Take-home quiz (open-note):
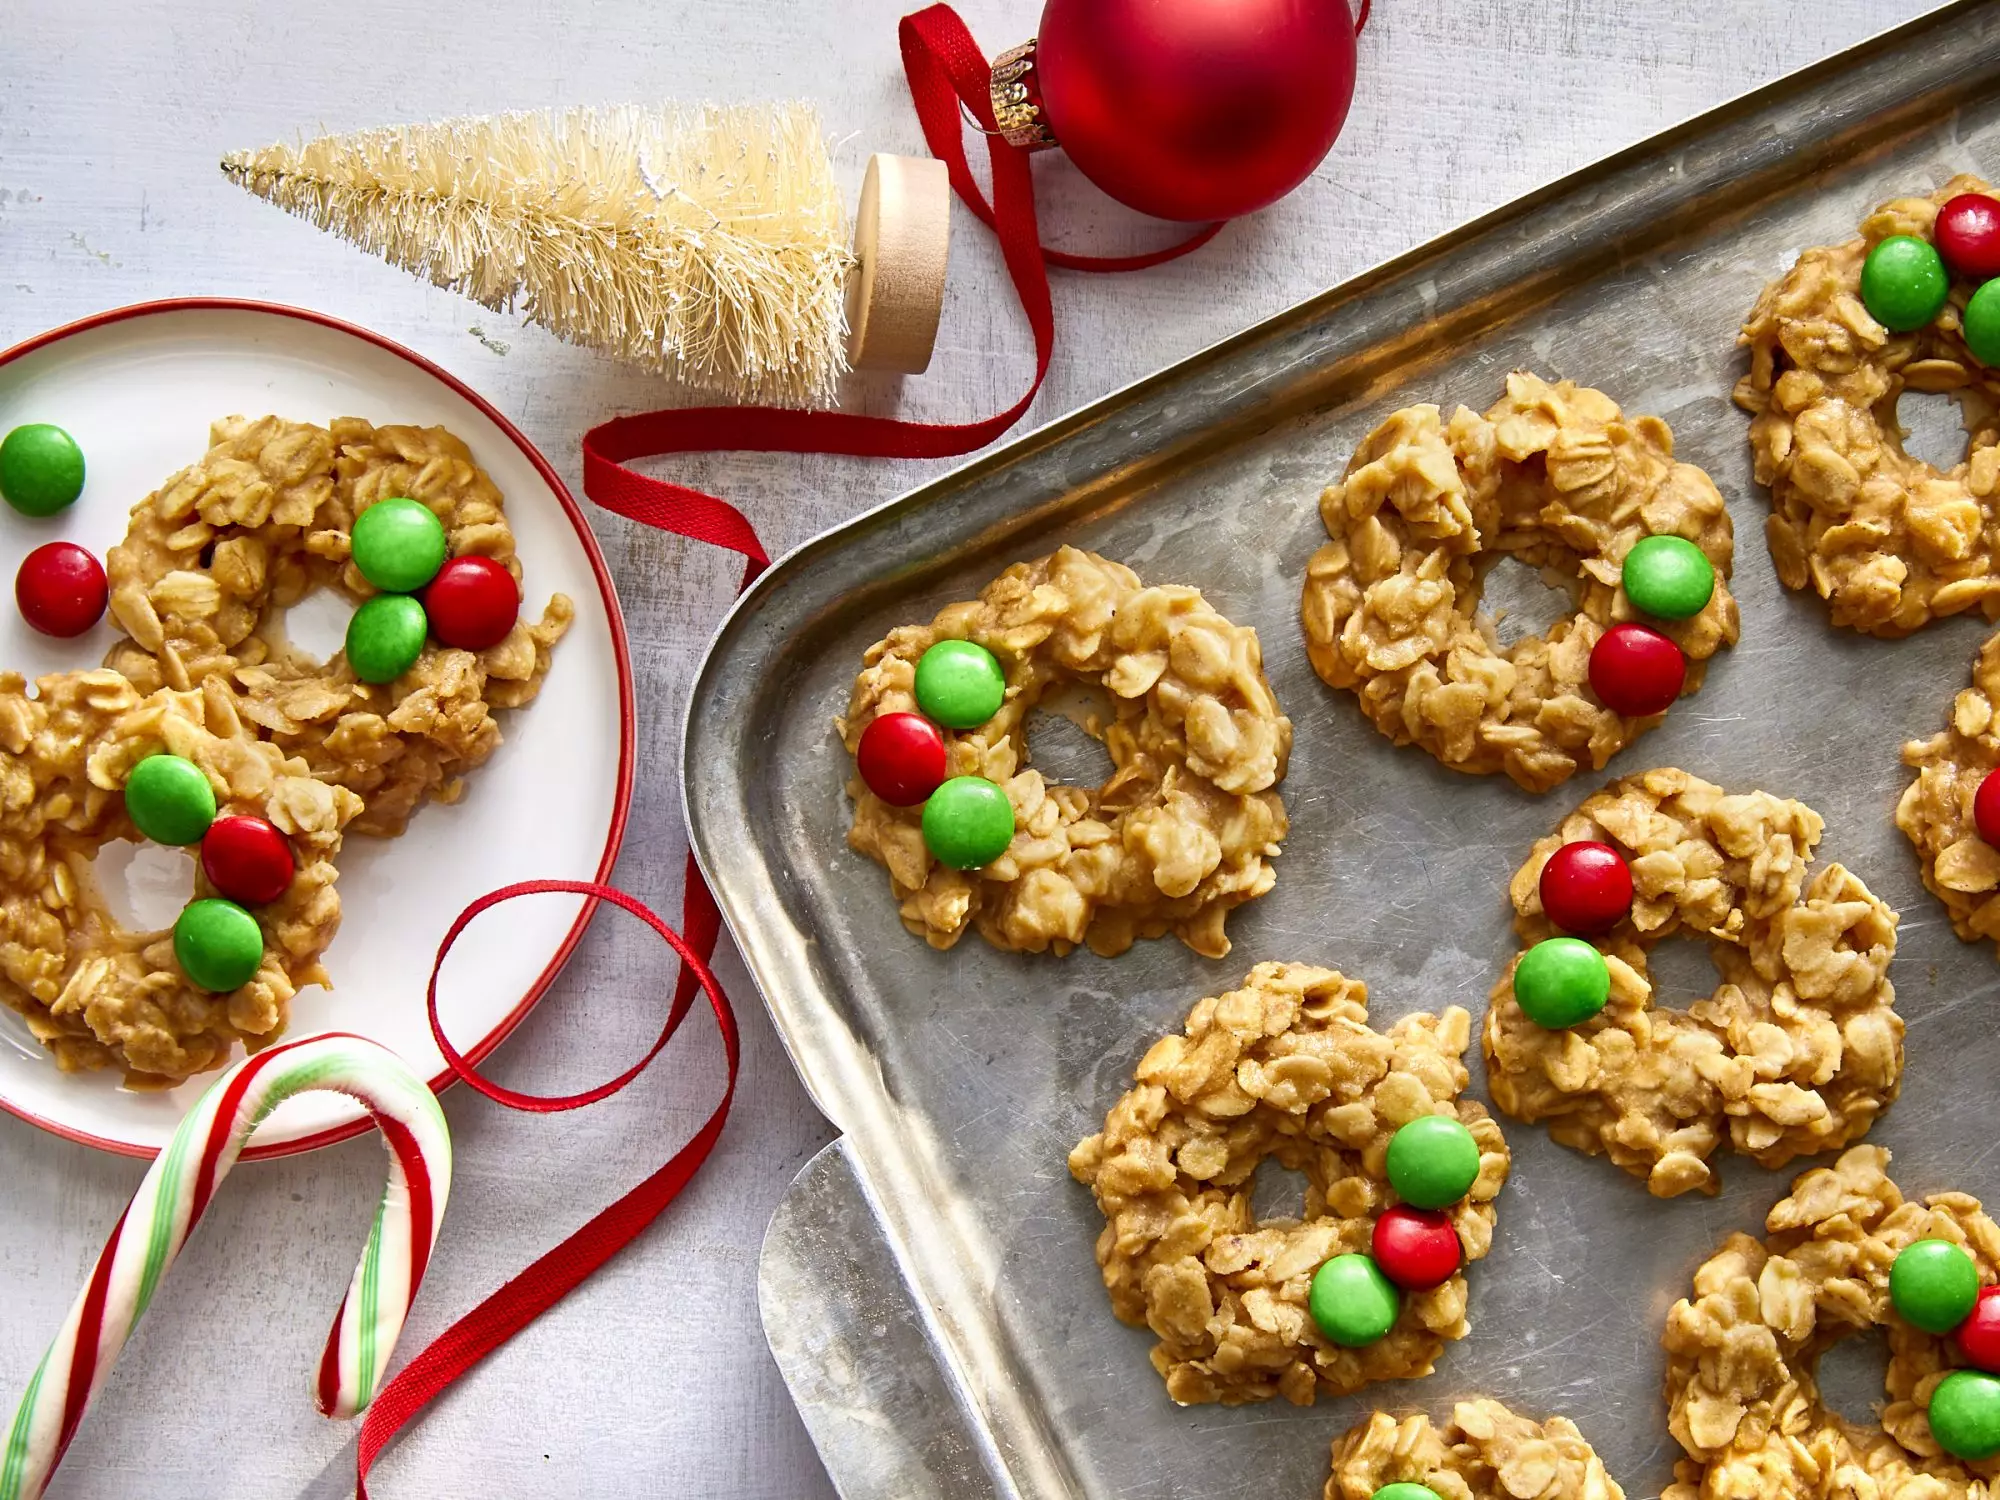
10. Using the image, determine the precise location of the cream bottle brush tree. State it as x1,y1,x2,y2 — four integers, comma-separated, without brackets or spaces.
222,103,948,406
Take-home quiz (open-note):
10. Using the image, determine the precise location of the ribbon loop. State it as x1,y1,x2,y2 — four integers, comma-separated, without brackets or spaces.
355,876,738,1497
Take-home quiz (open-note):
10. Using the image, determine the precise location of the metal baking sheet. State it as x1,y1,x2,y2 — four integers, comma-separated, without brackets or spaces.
686,5,2000,1495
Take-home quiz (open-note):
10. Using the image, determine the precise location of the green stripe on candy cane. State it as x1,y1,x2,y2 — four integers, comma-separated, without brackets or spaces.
0,1033,451,1500
132,1107,201,1321
357,1189,387,1402
0,1357,50,1499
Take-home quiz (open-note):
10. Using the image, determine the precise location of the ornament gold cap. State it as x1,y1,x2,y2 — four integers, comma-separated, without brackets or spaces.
846,153,951,375
990,39,1058,151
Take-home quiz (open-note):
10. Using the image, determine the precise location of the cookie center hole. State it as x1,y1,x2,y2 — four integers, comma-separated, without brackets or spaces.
1025,683,1116,788
1896,388,1972,472
1814,1328,1890,1426
1479,555,1575,650
88,840,199,933
1250,1158,1310,1224
266,588,352,667
1641,937,1721,1011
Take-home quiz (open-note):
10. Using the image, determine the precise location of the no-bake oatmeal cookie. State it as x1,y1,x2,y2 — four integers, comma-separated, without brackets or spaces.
1069,962,1509,1406
1485,769,1901,1198
1301,373,1738,793
1665,1147,2000,1500
1327,1402,1624,1500
102,416,570,836
1898,630,2000,956
843,546,1289,958
1738,175,2000,636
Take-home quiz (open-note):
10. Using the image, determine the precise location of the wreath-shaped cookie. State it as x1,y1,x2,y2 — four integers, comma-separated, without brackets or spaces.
1738,176,2000,635
0,415,569,1085
1067,962,1509,1406
1898,630,2000,954
1482,768,1902,1198
841,546,1290,958
1664,1146,2000,1498
1301,372,1738,793
103,416,565,837
1327,1402,1625,1500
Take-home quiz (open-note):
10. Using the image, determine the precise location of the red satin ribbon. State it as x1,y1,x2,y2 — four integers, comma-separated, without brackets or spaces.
354,880,736,1498
354,1,1370,1489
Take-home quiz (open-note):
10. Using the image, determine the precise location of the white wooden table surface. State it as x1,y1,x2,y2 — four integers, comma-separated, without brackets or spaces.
0,1,1936,1494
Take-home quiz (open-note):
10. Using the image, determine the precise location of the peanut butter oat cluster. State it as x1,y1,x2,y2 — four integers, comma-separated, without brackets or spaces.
0,416,569,1085
102,416,571,837
1067,962,1509,1406
1327,1402,1625,1500
0,672,360,1083
1898,631,2000,954
1484,769,1902,1198
1737,175,2000,636
842,546,1289,958
1300,373,1738,793
1663,1147,2000,1500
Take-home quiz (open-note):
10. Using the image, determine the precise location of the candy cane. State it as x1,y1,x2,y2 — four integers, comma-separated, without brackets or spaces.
1,1032,451,1500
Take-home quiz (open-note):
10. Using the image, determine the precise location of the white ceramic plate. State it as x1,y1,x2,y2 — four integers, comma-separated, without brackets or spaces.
0,301,633,1158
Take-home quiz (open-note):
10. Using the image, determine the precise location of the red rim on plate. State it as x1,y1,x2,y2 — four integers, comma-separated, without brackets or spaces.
0,298,637,1160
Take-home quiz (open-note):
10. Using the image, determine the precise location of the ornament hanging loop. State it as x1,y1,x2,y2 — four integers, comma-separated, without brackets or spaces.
955,99,1006,138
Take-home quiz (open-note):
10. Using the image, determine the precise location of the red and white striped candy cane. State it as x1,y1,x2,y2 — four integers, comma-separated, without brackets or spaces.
0,1032,451,1500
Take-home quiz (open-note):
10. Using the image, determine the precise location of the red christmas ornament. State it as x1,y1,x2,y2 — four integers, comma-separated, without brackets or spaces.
200,814,296,905
857,712,948,806
1974,767,2000,846
1589,623,1686,717
990,0,1361,223
1371,1205,1462,1290
1960,1286,2000,1373
1936,194,2000,283
15,541,107,638
1539,841,1634,936
422,555,520,650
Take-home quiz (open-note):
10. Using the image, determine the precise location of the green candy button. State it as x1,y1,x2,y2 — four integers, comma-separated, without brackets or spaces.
1308,1253,1401,1347
351,497,447,593
1622,535,1715,621
1965,279,2000,368
913,640,1006,730
173,898,264,993
1860,235,1949,333
921,776,1015,869
1929,1369,2000,1461
0,423,86,517
124,754,218,846
1371,1485,1444,1500
1386,1115,1482,1209
1890,1238,1980,1334
1514,937,1611,1029
346,594,429,684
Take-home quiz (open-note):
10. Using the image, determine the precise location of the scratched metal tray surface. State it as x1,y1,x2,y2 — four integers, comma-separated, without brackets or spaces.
686,5,2000,1495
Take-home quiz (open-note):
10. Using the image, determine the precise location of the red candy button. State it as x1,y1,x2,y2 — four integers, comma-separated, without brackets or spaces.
200,814,296,905
1589,623,1686,717
422,555,520,651
1539,840,1634,935
1371,1204,1463,1290
1960,1286,2000,1373
857,712,948,806
1937,194,2000,283
1976,767,2000,846
15,541,107,638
